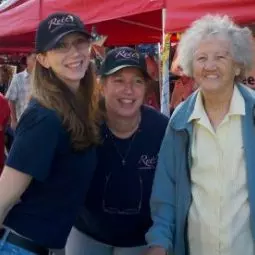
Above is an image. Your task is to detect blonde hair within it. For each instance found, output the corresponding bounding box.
[32,60,99,150]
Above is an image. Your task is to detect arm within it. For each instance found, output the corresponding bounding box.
[0,166,32,225]
[0,106,60,224]
[8,101,17,130]
[5,75,18,129]
[145,122,176,254]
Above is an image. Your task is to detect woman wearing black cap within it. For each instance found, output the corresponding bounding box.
[0,12,98,254]
[65,47,169,255]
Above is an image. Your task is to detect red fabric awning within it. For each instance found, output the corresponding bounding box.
[2,0,254,52]
[41,0,163,24]
[166,0,255,33]
[0,0,39,36]
[0,0,163,52]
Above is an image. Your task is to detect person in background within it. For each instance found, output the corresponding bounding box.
[0,65,12,96]
[0,94,10,173]
[169,69,196,113]
[5,52,36,130]
[0,65,14,152]
[0,12,99,255]
[144,80,160,110]
[17,57,27,73]
[65,47,168,255]
[145,15,255,255]
[144,54,160,110]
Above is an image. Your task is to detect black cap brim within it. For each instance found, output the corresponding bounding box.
[43,29,92,52]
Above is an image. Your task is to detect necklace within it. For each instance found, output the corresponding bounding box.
[106,117,141,166]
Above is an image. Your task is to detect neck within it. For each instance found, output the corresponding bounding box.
[107,111,141,139]
[68,83,79,94]
[201,86,234,128]
[202,86,233,111]
[61,78,79,93]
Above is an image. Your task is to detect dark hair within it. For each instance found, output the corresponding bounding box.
[20,56,27,66]
[0,65,13,84]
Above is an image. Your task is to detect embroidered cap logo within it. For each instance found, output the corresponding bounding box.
[115,50,140,63]
[48,15,75,33]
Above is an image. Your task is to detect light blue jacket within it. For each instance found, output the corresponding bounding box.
[146,84,255,255]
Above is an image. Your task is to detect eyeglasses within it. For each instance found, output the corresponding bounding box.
[102,172,143,215]
[52,38,91,53]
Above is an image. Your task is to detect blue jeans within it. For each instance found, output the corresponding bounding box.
[0,229,36,255]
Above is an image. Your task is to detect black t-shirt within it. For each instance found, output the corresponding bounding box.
[4,99,97,249]
[75,106,168,247]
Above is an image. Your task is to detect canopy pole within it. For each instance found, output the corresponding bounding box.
[162,8,166,48]
[39,0,43,22]
[160,8,170,117]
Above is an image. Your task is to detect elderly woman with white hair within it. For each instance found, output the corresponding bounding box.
[144,15,255,255]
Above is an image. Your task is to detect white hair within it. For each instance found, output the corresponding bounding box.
[178,14,254,80]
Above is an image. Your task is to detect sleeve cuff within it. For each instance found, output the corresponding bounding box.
[146,230,172,251]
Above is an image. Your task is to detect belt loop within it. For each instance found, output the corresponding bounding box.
[0,228,11,250]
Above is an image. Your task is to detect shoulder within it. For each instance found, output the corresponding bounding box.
[141,105,169,131]
[18,70,27,77]
[170,90,198,120]
[8,73,20,86]
[12,71,26,81]
[238,83,255,101]
[12,72,22,80]
[25,99,60,119]
[17,99,62,134]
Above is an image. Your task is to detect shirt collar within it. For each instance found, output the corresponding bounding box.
[228,85,245,116]
[188,90,205,122]
[188,85,245,123]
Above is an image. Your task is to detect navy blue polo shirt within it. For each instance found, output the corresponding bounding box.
[75,106,168,247]
[4,99,97,249]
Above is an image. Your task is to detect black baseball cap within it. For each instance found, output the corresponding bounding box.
[35,12,92,53]
[100,47,149,78]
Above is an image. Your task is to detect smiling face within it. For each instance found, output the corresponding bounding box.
[192,36,240,94]
[102,67,146,119]
[37,32,91,92]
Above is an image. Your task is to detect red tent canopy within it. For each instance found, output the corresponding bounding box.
[166,0,255,33]
[0,0,163,52]
[1,0,254,53]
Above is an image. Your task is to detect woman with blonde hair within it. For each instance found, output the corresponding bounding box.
[0,12,98,255]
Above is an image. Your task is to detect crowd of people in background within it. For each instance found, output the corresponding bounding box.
[0,10,254,255]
